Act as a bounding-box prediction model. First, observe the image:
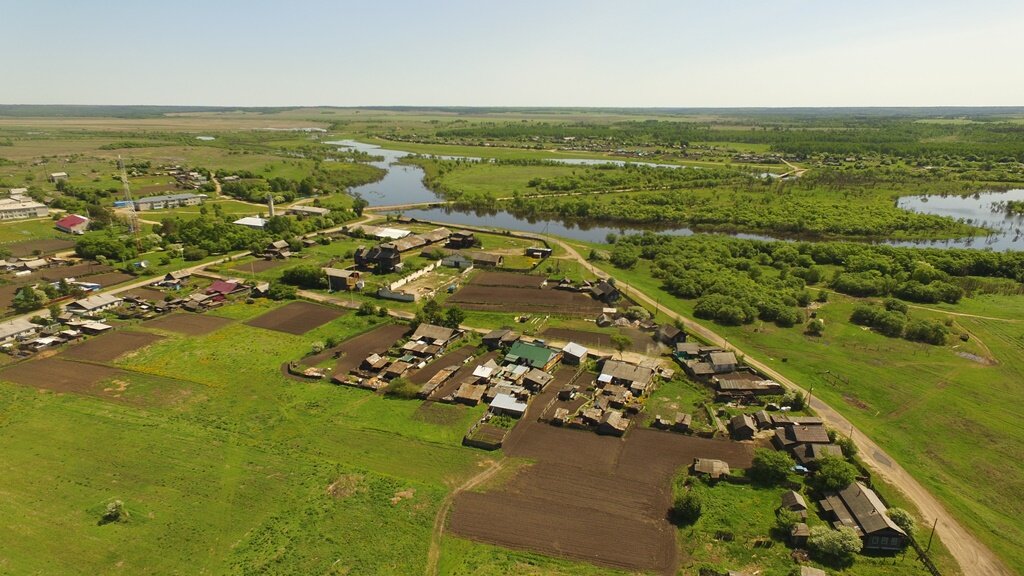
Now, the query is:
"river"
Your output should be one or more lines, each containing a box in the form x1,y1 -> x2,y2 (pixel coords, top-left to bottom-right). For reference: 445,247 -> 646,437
330,140 -> 1024,251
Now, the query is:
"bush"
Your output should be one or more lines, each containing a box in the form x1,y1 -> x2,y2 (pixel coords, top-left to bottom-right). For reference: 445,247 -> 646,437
814,455 -> 858,492
672,489 -> 702,524
384,377 -> 418,399
835,435 -> 858,458
281,264 -> 326,289
182,246 -> 208,261
750,448 -> 794,484
808,525 -> 862,560
903,319 -> 948,345
356,301 -> 377,316
887,507 -> 916,541
267,283 -> 297,300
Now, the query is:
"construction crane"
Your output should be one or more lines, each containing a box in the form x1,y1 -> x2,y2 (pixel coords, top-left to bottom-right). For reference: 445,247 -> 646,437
118,155 -> 142,250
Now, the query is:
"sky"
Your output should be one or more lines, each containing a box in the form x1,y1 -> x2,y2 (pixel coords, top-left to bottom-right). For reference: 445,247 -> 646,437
2,0 -> 1022,107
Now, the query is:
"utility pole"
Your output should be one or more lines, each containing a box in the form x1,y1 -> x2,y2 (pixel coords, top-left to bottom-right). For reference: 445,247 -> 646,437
926,518 -> 938,553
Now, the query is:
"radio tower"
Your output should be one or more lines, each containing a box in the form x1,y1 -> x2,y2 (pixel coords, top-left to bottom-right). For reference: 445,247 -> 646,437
118,155 -> 142,250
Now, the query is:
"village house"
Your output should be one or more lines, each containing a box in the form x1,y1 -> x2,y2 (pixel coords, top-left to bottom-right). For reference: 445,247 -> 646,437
792,443 -> 844,468
66,292 -> 123,315
441,253 -> 473,270
522,368 -> 554,392
81,321 -> 114,335
819,482 -> 907,551
589,279 -> 620,304
505,340 -> 561,371
729,413 -> 757,440
409,323 -> 459,349
55,213 -> 89,234
773,424 -> 832,450
709,351 -> 738,373
655,324 -> 686,345
205,280 -> 245,301
324,267 -> 362,291
482,328 -> 520,349
598,409 -> 629,436
712,372 -> 785,400
490,393 -> 529,418
525,246 -> 552,258
447,231 -> 477,249
454,379 -> 486,406
560,341 -> 588,365
159,270 -> 191,288
693,457 -> 731,479
354,244 -> 401,273
598,359 -> 654,397
264,239 -> 291,259
469,251 -> 503,268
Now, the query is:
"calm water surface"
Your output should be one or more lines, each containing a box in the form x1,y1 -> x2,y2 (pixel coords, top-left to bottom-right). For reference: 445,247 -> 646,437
329,140 -> 1024,251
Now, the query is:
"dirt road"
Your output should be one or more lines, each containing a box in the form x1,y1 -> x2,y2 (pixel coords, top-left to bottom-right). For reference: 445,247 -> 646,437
425,459 -> 506,576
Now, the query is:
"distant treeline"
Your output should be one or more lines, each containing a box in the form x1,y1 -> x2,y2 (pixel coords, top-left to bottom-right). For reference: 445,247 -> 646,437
433,119 -> 1024,161
0,105 -> 298,118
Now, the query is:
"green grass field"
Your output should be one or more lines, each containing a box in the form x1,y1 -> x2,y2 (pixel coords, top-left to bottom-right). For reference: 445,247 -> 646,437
0,301 -> 491,574
0,217 -> 63,244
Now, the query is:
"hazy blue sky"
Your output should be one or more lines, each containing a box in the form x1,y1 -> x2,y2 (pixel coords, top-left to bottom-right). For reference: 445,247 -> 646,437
2,0 -> 1022,107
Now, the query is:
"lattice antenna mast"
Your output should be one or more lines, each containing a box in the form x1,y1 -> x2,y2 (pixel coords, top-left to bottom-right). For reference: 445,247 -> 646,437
118,155 -> 142,249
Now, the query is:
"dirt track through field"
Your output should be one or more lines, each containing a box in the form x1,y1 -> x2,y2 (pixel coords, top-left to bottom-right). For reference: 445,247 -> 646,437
244,301 -> 346,335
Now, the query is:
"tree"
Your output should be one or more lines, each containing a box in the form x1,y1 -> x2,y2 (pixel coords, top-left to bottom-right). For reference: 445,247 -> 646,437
805,318 -> 825,336
280,265 -> 325,289
671,489 -> 702,525
48,303 -> 62,320
814,455 -> 858,492
887,508 -> 916,541
443,306 -> 465,329
352,194 -> 369,216
357,301 -> 377,316
807,525 -> 862,560
750,448 -> 794,484
610,333 -> 631,358
12,286 -> 43,313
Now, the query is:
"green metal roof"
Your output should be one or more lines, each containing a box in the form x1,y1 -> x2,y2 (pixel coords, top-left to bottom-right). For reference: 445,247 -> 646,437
505,341 -> 555,368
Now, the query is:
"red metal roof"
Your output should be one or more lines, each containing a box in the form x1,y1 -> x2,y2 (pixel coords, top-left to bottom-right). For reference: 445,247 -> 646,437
205,280 -> 239,295
55,214 -> 88,228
